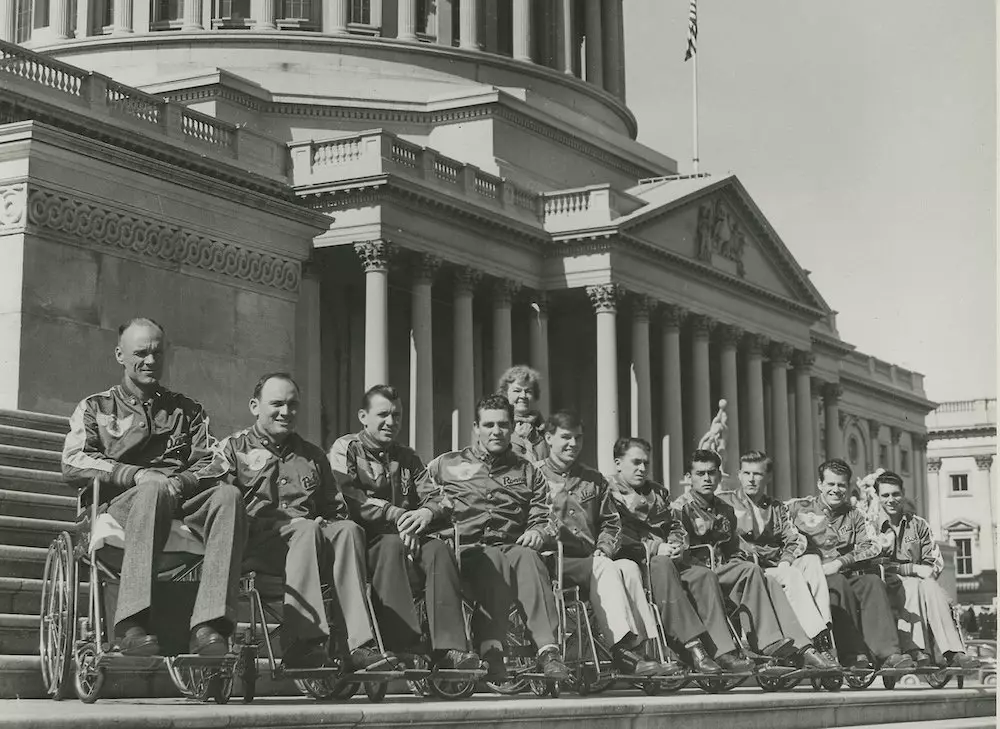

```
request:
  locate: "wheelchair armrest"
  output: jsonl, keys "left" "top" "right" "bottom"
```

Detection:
{"left": 686, "top": 543, "right": 718, "bottom": 570}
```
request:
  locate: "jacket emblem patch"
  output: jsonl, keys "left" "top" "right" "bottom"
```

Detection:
{"left": 96, "top": 413, "right": 133, "bottom": 439}
{"left": 693, "top": 516, "right": 710, "bottom": 535}
{"left": 797, "top": 511, "right": 825, "bottom": 530}
{"left": 238, "top": 448, "right": 272, "bottom": 471}
{"left": 447, "top": 462, "right": 480, "bottom": 481}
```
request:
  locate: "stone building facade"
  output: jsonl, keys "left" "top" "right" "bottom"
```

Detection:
{"left": 0, "top": 0, "right": 934, "bottom": 502}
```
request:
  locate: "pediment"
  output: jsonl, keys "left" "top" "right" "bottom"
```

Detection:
{"left": 943, "top": 519, "right": 980, "bottom": 533}
{"left": 618, "top": 174, "right": 829, "bottom": 314}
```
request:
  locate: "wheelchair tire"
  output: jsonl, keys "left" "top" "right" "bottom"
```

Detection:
{"left": 756, "top": 674, "right": 796, "bottom": 692}
{"left": 364, "top": 680, "right": 388, "bottom": 703}
{"left": 695, "top": 676, "right": 740, "bottom": 693}
{"left": 528, "top": 678, "right": 549, "bottom": 697}
{"left": 73, "top": 643, "right": 105, "bottom": 704}
{"left": 881, "top": 674, "right": 897, "bottom": 690}
{"left": 239, "top": 645, "right": 257, "bottom": 703}
{"left": 209, "top": 673, "right": 232, "bottom": 705}
{"left": 39, "top": 532, "right": 76, "bottom": 701}
{"left": 845, "top": 668, "right": 877, "bottom": 690}
{"left": 925, "top": 669, "right": 951, "bottom": 690}
{"left": 821, "top": 675, "right": 843, "bottom": 692}
{"left": 428, "top": 677, "right": 477, "bottom": 700}
{"left": 295, "top": 676, "right": 358, "bottom": 701}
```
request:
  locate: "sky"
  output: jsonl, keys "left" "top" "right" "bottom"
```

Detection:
{"left": 623, "top": 0, "right": 997, "bottom": 403}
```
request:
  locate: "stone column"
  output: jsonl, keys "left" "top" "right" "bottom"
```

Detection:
{"left": 584, "top": 0, "right": 603, "bottom": 86}
{"left": 769, "top": 343, "right": 793, "bottom": 501}
{"left": 811, "top": 381, "right": 823, "bottom": 474}
{"left": 397, "top": 0, "right": 417, "bottom": 40}
{"left": 452, "top": 267, "right": 481, "bottom": 450}
{"left": 793, "top": 352, "right": 816, "bottom": 497}
{"left": 49, "top": 0, "right": 72, "bottom": 39}
{"left": 529, "top": 292, "right": 550, "bottom": 416}
{"left": 910, "top": 433, "right": 926, "bottom": 517}
{"left": 587, "top": 284, "right": 621, "bottom": 475}
{"left": 355, "top": 240, "right": 392, "bottom": 390}
{"left": 76, "top": 0, "right": 93, "bottom": 38}
{"left": 409, "top": 255, "right": 440, "bottom": 462}
{"left": 601, "top": 0, "right": 624, "bottom": 97}
{"left": 0, "top": 1, "right": 15, "bottom": 42}
{"left": 492, "top": 279, "right": 518, "bottom": 387}
{"left": 252, "top": 0, "right": 277, "bottom": 30}
{"left": 823, "top": 383, "right": 843, "bottom": 459}
{"left": 555, "top": 0, "right": 575, "bottom": 74}
{"left": 183, "top": 0, "right": 204, "bottom": 30}
{"left": 744, "top": 334, "right": 768, "bottom": 451}
{"left": 113, "top": 0, "right": 134, "bottom": 34}
{"left": 661, "top": 305, "right": 685, "bottom": 492}
{"left": 323, "top": 0, "right": 348, "bottom": 34}
{"left": 370, "top": 0, "right": 383, "bottom": 29}
{"left": 294, "top": 264, "right": 322, "bottom": 445}
{"left": 459, "top": 0, "right": 479, "bottom": 49}
{"left": 718, "top": 324, "right": 742, "bottom": 474}
{"left": 867, "top": 419, "right": 882, "bottom": 472}
{"left": 630, "top": 295, "right": 653, "bottom": 443}
{"left": 927, "top": 457, "right": 943, "bottom": 534}
{"left": 512, "top": 0, "right": 533, "bottom": 61}
{"left": 890, "top": 426, "right": 902, "bottom": 473}
{"left": 689, "top": 315, "right": 713, "bottom": 439}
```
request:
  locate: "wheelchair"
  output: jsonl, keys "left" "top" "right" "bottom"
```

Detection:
{"left": 38, "top": 477, "right": 238, "bottom": 704}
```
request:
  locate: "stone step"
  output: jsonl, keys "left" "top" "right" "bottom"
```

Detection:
{"left": 0, "top": 613, "right": 37, "bottom": 655}
{"left": 0, "top": 515, "right": 75, "bottom": 549}
{"left": 0, "top": 545, "right": 49, "bottom": 579}
{"left": 0, "top": 466, "right": 74, "bottom": 498}
{"left": 0, "top": 445, "right": 62, "bottom": 472}
{"left": 0, "top": 425, "right": 65, "bottom": 452}
{"left": 0, "top": 409, "right": 69, "bottom": 435}
{"left": 0, "top": 490, "right": 76, "bottom": 522}
{"left": 0, "top": 576, "right": 89, "bottom": 616}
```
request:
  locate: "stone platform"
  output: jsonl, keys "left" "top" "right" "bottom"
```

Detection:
{"left": 1, "top": 686, "right": 995, "bottom": 729}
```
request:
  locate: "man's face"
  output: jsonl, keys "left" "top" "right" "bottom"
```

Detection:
{"left": 545, "top": 426, "right": 583, "bottom": 467}
{"left": 818, "top": 468, "right": 850, "bottom": 507}
{"left": 505, "top": 380, "right": 534, "bottom": 416}
{"left": 689, "top": 460, "right": 720, "bottom": 498}
{"left": 475, "top": 408, "right": 512, "bottom": 454}
{"left": 359, "top": 394, "right": 401, "bottom": 445}
{"left": 739, "top": 461, "right": 770, "bottom": 498}
{"left": 250, "top": 377, "right": 299, "bottom": 441}
{"left": 877, "top": 482, "right": 904, "bottom": 517}
{"left": 615, "top": 446, "right": 649, "bottom": 487}
{"left": 115, "top": 324, "right": 165, "bottom": 390}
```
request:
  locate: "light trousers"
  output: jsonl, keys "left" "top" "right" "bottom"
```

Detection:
{"left": 765, "top": 554, "right": 831, "bottom": 640}
{"left": 890, "top": 575, "right": 965, "bottom": 656}
{"left": 589, "top": 557, "right": 658, "bottom": 646}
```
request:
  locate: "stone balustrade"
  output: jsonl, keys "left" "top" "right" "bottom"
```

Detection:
{"left": 541, "top": 184, "right": 643, "bottom": 232}
{"left": 0, "top": 39, "right": 287, "bottom": 182}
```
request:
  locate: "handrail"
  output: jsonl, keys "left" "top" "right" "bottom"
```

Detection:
{"left": 0, "top": 40, "right": 87, "bottom": 97}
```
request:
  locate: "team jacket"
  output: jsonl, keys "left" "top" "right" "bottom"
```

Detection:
{"left": 870, "top": 509, "right": 944, "bottom": 578}
{"left": 786, "top": 495, "right": 880, "bottom": 568}
{"left": 671, "top": 490, "right": 747, "bottom": 567}
{"left": 420, "top": 443, "right": 552, "bottom": 547}
{"left": 716, "top": 488, "right": 807, "bottom": 568}
{"left": 62, "top": 380, "right": 213, "bottom": 498}
{"left": 607, "top": 474, "right": 688, "bottom": 558}
{"left": 537, "top": 458, "right": 620, "bottom": 558}
{"left": 328, "top": 430, "right": 427, "bottom": 534}
{"left": 196, "top": 425, "right": 349, "bottom": 530}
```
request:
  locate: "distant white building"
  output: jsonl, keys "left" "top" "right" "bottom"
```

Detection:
{"left": 926, "top": 399, "right": 997, "bottom": 606}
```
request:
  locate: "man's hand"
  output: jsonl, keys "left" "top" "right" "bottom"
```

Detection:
{"left": 593, "top": 549, "right": 610, "bottom": 562}
{"left": 401, "top": 531, "right": 421, "bottom": 554}
{"left": 822, "top": 559, "right": 843, "bottom": 576}
{"left": 516, "top": 530, "right": 544, "bottom": 551}
{"left": 913, "top": 564, "right": 934, "bottom": 580}
{"left": 657, "top": 542, "right": 683, "bottom": 558}
{"left": 397, "top": 508, "right": 433, "bottom": 537}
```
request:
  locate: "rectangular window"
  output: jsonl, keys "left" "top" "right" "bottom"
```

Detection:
{"left": 950, "top": 474, "right": 969, "bottom": 492}
{"left": 282, "top": 0, "right": 311, "bottom": 18}
{"left": 154, "top": 0, "right": 184, "bottom": 23}
{"left": 955, "top": 538, "right": 973, "bottom": 576}
{"left": 214, "top": 0, "right": 251, "bottom": 25}
{"left": 350, "top": 0, "right": 370, "bottom": 24}
{"left": 15, "top": 0, "right": 33, "bottom": 42}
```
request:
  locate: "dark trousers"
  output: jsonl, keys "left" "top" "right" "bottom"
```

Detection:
{"left": 108, "top": 482, "right": 246, "bottom": 631}
{"left": 367, "top": 533, "right": 468, "bottom": 652}
{"left": 828, "top": 572, "right": 901, "bottom": 660}
{"left": 244, "top": 519, "right": 375, "bottom": 651}
{"left": 677, "top": 563, "right": 737, "bottom": 656}
{"left": 647, "top": 556, "right": 707, "bottom": 645}
{"left": 714, "top": 560, "right": 786, "bottom": 653}
{"left": 460, "top": 544, "right": 559, "bottom": 650}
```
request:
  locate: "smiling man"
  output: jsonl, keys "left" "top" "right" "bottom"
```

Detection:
{"left": 420, "top": 393, "right": 569, "bottom": 682}
{"left": 198, "top": 373, "right": 389, "bottom": 671}
{"left": 787, "top": 459, "right": 914, "bottom": 671}
{"left": 328, "top": 385, "right": 478, "bottom": 671}
{"left": 872, "top": 471, "right": 977, "bottom": 669}
{"left": 62, "top": 318, "right": 243, "bottom": 658}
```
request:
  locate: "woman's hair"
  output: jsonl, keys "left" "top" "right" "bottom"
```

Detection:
{"left": 497, "top": 365, "right": 542, "bottom": 400}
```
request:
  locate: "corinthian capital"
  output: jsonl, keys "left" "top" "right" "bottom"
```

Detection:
{"left": 354, "top": 239, "right": 393, "bottom": 272}
{"left": 769, "top": 342, "right": 794, "bottom": 365}
{"left": 793, "top": 350, "right": 816, "bottom": 370}
{"left": 744, "top": 332, "right": 770, "bottom": 355}
{"left": 927, "top": 457, "right": 942, "bottom": 473}
{"left": 492, "top": 278, "right": 522, "bottom": 306}
{"left": 412, "top": 253, "right": 443, "bottom": 282}
{"left": 975, "top": 455, "right": 993, "bottom": 471}
{"left": 689, "top": 314, "right": 715, "bottom": 338}
{"left": 453, "top": 266, "right": 483, "bottom": 294}
{"left": 660, "top": 303, "right": 686, "bottom": 328}
{"left": 717, "top": 323, "right": 744, "bottom": 348}
{"left": 587, "top": 284, "right": 623, "bottom": 314}
{"left": 631, "top": 294, "right": 655, "bottom": 322}
{"left": 822, "top": 382, "right": 843, "bottom": 403}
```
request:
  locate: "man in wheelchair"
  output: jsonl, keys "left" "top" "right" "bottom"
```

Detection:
{"left": 786, "top": 459, "right": 915, "bottom": 671}
{"left": 329, "top": 384, "right": 479, "bottom": 671}
{"left": 196, "top": 373, "right": 389, "bottom": 671}
{"left": 608, "top": 438, "right": 743, "bottom": 674}
{"left": 672, "top": 449, "right": 830, "bottom": 668}
{"left": 872, "top": 471, "right": 977, "bottom": 670}
{"left": 420, "top": 393, "right": 571, "bottom": 683}
{"left": 537, "top": 411, "right": 679, "bottom": 677}
{"left": 62, "top": 317, "right": 246, "bottom": 658}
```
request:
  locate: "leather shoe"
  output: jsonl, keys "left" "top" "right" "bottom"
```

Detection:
{"left": 282, "top": 639, "right": 330, "bottom": 669}
{"left": 613, "top": 647, "right": 660, "bottom": 677}
{"left": 798, "top": 646, "right": 840, "bottom": 670}
{"left": 761, "top": 637, "right": 796, "bottom": 659}
{"left": 850, "top": 654, "right": 873, "bottom": 670}
{"left": 189, "top": 624, "right": 228, "bottom": 656}
{"left": 652, "top": 659, "right": 685, "bottom": 676}
{"left": 349, "top": 644, "right": 396, "bottom": 672}
{"left": 715, "top": 651, "right": 753, "bottom": 673}
{"left": 433, "top": 649, "right": 481, "bottom": 671}
{"left": 880, "top": 653, "right": 915, "bottom": 670}
{"left": 482, "top": 646, "right": 507, "bottom": 682}
{"left": 688, "top": 641, "right": 722, "bottom": 674}
{"left": 537, "top": 647, "right": 571, "bottom": 680}
{"left": 910, "top": 649, "right": 932, "bottom": 667}
{"left": 946, "top": 651, "right": 979, "bottom": 670}
{"left": 119, "top": 632, "right": 160, "bottom": 657}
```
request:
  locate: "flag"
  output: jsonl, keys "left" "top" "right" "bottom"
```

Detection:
{"left": 684, "top": 0, "right": 698, "bottom": 61}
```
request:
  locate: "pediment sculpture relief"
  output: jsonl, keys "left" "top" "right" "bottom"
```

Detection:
{"left": 696, "top": 198, "right": 747, "bottom": 278}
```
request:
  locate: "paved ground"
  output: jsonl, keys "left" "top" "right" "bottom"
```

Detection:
{"left": 1, "top": 685, "right": 995, "bottom": 729}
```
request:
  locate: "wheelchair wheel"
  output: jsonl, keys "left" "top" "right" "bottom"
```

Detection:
{"left": 485, "top": 651, "right": 533, "bottom": 695}
{"left": 364, "top": 680, "right": 388, "bottom": 703}
{"left": 756, "top": 674, "right": 796, "bottom": 692}
{"left": 578, "top": 675, "right": 614, "bottom": 695}
{"left": 695, "top": 676, "right": 740, "bottom": 693}
{"left": 39, "top": 532, "right": 76, "bottom": 700}
{"left": 239, "top": 645, "right": 257, "bottom": 704}
{"left": 166, "top": 660, "right": 233, "bottom": 703}
{"left": 295, "top": 676, "right": 358, "bottom": 701}
{"left": 428, "top": 677, "right": 477, "bottom": 700}
{"left": 845, "top": 667, "right": 877, "bottom": 690}
{"left": 881, "top": 674, "right": 897, "bottom": 690}
{"left": 73, "top": 643, "right": 106, "bottom": 704}
{"left": 925, "top": 669, "right": 951, "bottom": 690}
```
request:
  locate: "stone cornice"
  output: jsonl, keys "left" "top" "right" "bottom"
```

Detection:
{"left": 927, "top": 426, "right": 998, "bottom": 441}
{"left": 839, "top": 370, "right": 937, "bottom": 414}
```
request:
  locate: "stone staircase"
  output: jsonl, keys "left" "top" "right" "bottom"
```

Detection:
{"left": 0, "top": 409, "right": 74, "bottom": 699}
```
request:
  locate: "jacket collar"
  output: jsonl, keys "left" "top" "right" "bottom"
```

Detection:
{"left": 118, "top": 376, "right": 164, "bottom": 406}
{"left": 470, "top": 439, "right": 514, "bottom": 469}
{"left": 818, "top": 493, "right": 852, "bottom": 516}
{"left": 543, "top": 455, "right": 578, "bottom": 477}
{"left": 688, "top": 488, "right": 717, "bottom": 509}
{"left": 357, "top": 428, "right": 392, "bottom": 460}
{"left": 251, "top": 424, "right": 297, "bottom": 457}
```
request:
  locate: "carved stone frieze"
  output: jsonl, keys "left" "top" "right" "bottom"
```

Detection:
{"left": 927, "top": 457, "right": 942, "bottom": 473}
{"left": 0, "top": 183, "right": 26, "bottom": 231}
{"left": 975, "top": 455, "right": 994, "bottom": 471}
{"left": 25, "top": 187, "right": 300, "bottom": 292}
{"left": 695, "top": 197, "right": 748, "bottom": 277}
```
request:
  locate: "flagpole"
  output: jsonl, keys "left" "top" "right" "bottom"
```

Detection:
{"left": 692, "top": 39, "right": 699, "bottom": 173}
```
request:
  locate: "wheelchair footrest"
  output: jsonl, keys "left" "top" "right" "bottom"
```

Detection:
{"left": 277, "top": 666, "right": 343, "bottom": 679}
{"left": 93, "top": 652, "right": 161, "bottom": 670}
{"left": 168, "top": 654, "right": 238, "bottom": 669}
{"left": 349, "top": 670, "right": 406, "bottom": 681}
